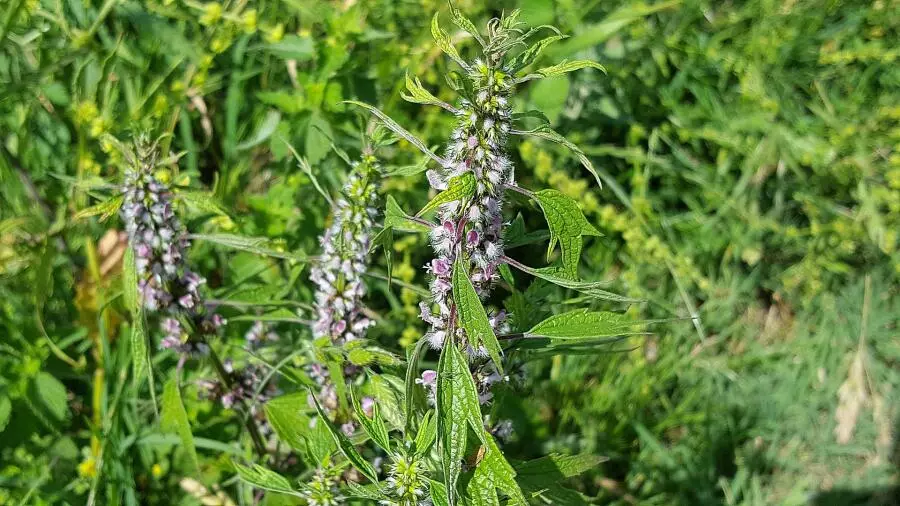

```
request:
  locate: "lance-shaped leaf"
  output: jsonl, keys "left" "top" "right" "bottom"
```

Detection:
{"left": 452, "top": 255, "right": 503, "bottom": 372}
{"left": 345, "top": 483, "right": 383, "bottom": 500}
{"left": 533, "top": 189, "right": 601, "bottom": 278}
{"left": 515, "top": 60, "right": 606, "bottom": 83}
{"left": 345, "top": 100, "right": 446, "bottom": 166}
{"left": 161, "top": 377, "right": 199, "bottom": 475}
{"left": 233, "top": 462, "right": 301, "bottom": 496}
{"left": 503, "top": 257, "right": 640, "bottom": 303}
{"left": 514, "top": 453, "right": 605, "bottom": 491}
{"left": 508, "top": 34, "right": 567, "bottom": 72}
{"left": 309, "top": 388, "right": 379, "bottom": 482}
{"left": 370, "top": 226, "right": 394, "bottom": 284}
{"left": 511, "top": 125, "right": 602, "bottom": 188}
{"left": 437, "top": 343, "right": 486, "bottom": 505}
{"left": 178, "top": 190, "right": 230, "bottom": 217}
{"left": 414, "top": 409, "right": 437, "bottom": 456}
{"left": 467, "top": 434, "right": 528, "bottom": 506}
{"left": 432, "top": 12, "right": 470, "bottom": 70}
{"left": 448, "top": 4, "right": 485, "bottom": 47}
{"left": 430, "top": 479, "right": 451, "bottom": 506}
{"left": 402, "top": 73, "right": 457, "bottom": 112}
{"left": 123, "top": 246, "right": 150, "bottom": 387}
{"left": 405, "top": 338, "right": 429, "bottom": 433}
{"left": 190, "top": 233, "right": 308, "bottom": 262}
{"left": 417, "top": 173, "right": 476, "bottom": 217}
{"left": 385, "top": 196, "right": 432, "bottom": 233}
{"left": 526, "top": 309, "right": 636, "bottom": 340}
{"left": 351, "top": 389, "right": 391, "bottom": 452}
{"left": 74, "top": 195, "right": 123, "bottom": 221}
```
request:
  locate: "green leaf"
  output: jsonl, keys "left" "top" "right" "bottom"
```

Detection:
{"left": 309, "top": 388, "right": 379, "bottom": 482}
{"left": 264, "top": 393, "right": 320, "bottom": 457}
{"left": 533, "top": 189, "right": 601, "bottom": 278}
{"left": 385, "top": 196, "right": 431, "bottom": 233}
{"left": 527, "top": 309, "right": 634, "bottom": 340}
{"left": 236, "top": 110, "right": 281, "bottom": 151}
{"left": 514, "top": 453, "right": 605, "bottom": 490}
{"left": 417, "top": 173, "right": 476, "bottom": 217}
{"left": 505, "top": 261, "right": 640, "bottom": 303}
{"left": 190, "top": 234, "right": 308, "bottom": 262}
{"left": 161, "top": 377, "right": 199, "bottom": 474}
{"left": 345, "top": 482, "right": 383, "bottom": 500}
{"left": 516, "top": 59, "right": 606, "bottom": 83}
{"left": 306, "top": 111, "right": 333, "bottom": 164}
{"left": 431, "top": 12, "right": 469, "bottom": 69}
{"left": 386, "top": 157, "right": 430, "bottom": 177}
{"left": 370, "top": 226, "right": 394, "bottom": 284}
{"left": 468, "top": 434, "right": 528, "bottom": 506}
{"left": 452, "top": 256, "right": 503, "bottom": 373}
{"left": 123, "top": 246, "right": 139, "bottom": 314}
{"left": 351, "top": 389, "right": 391, "bottom": 452}
{"left": 448, "top": 4, "right": 485, "bottom": 47}
{"left": 229, "top": 308, "right": 305, "bottom": 323}
{"left": 0, "top": 396, "right": 10, "bottom": 433}
{"left": 74, "top": 195, "right": 123, "bottom": 222}
{"left": 511, "top": 125, "right": 602, "bottom": 188}
{"left": 233, "top": 461, "right": 301, "bottom": 496}
{"left": 264, "top": 34, "right": 314, "bottom": 61}
{"left": 509, "top": 35, "right": 567, "bottom": 72}
{"left": 402, "top": 73, "right": 455, "bottom": 112}
{"left": 430, "top": 480, "right": 451, "bottom": 506}
{"left": 405, "top": 338, "right": 429, "bottom": 434}
{"left": 436, "top": 343, "right": 485, "bottom": 505}
{"left": 414, "top": 409, "right": 437, "bottom": 457}
{"left": 345, "top": 101, "right": 445, "bottom": 165}
{"left": 179, "top": 190, "right": 230, "bottom": 218}
{"left": 33, "top": 372, "right": 67, "bottom": 421}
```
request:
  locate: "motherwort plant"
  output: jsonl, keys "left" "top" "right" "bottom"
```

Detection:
{"left": 235, "top": 8, "right": 636, "bottom": 505}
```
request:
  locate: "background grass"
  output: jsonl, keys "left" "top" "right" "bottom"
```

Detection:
{"left": 1, "top": 0, "right": 898, "bottom": 504}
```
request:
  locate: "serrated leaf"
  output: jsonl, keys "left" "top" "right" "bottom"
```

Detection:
{"left": 515, "top": 59, "right": 606, "bottom": 83}
{"left": 233, "top": 461, "right": 300, "bottom": 496}
{"left": 448, "top": 4, "right": 485, "bottom": 47}
{"left": 264, "top": 394, "right": 311, "bottom": 450}
{"left": 417, "top": 173, "right": 476, "bottom": 217}
{"left": 161, "top": 377, "right": 199, "bottom": 474}
{"left": 131, "top": 312, "right": 148, "bottom": 387}
{"left": 309, "top": 388, "right": 379, "bottom": 482}
{"left": 414, "top": 409, "right": 437, "bottom": 456}
{"left": 345, "top": 482, "right": 383, "bottom": 500}
{"left": 505, "top": 260, "right": 639, "bottom": 303}
{"left": 515, "top": 453, "right": 605, "bottom": 490}
{"left": 402, "top": 73, "right": 455, "bottom": 112}
{"left": 437, "top": 343, "right": 485, "bottom": 505}
{"left": 236, "top": 110, "right": 281, "bottom": 151}
{"left": 469, "top": 434, "right": 528, "bottom": 506}
{"left": 431, "top": 13, "right": 469, "bottom": 70}
{"left": 452, "top": 256, "right": 503, "bottom": 373}
{"left": 345, "top": 101, "right": 445, "bottom": 165}
{"left": 347, "top": 348, "right": 375, "bottom": 366}
{"left": 190, "top": 234, "right": 307, "bottom": 262}
{"left": 527, "top": 309, "right": 633, "bottom": 340}
{"left": 511, "top": 125, "right": 602, "bottom": 188}
{"left": 533, "top": 189, "right": 601, "bottom": 278}
{"left": 509, "top": 35, "right": 567, "bottom": 72}
{"left": 385, "top": 197, "right": 431, "bottom": 233}
{"left": 351, "top": 389, "right": 391, "bottom": 452}
{"left": 430, "top": 480, "right": 451, "bottom": 506}
{"left": 74, "top": 195, "right": 123, "bottom": 221}
{"left": 123, "top": 245, "right": 140, "bottom": 314}
{"left": 179, "top": 190, "right": 230, "bottom": 218}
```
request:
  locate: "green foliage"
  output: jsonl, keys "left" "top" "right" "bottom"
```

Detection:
{"left": 1, "top": 0, "right": 897, "bottom": 504}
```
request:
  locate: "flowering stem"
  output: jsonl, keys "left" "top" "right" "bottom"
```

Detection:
{"left": 207, "top": 346, "right": 267, "bottom": 457}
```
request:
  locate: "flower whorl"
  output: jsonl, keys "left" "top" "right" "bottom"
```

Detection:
{"left": 309, "top": 155, "right": 381, "bottom": 345}
{"left": 120, "top": 139, "right": 222, "bottom": 353}
{"left": 420, "top": 27, "right": 515, "bottom": 353}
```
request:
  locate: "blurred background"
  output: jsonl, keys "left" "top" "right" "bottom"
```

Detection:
{"left": 1, "top": 0, "right": 898, "bottom": 504}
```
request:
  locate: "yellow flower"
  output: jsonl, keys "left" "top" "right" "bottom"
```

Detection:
{"left": 151, "top": 463, "right": 164, "bottom": 479}
{"left": 77, "top": 457, "right": 97, "bottom": 478}
{"left": 241, "top": 9, "right": 257, "bottom": 34}
{"left": 199, "top": 3, "right": 223, "bottom": 26}
{"left": 73, "top": 101, "right": 99, "bottom": 126}
{"left": 265, "top": 23, "right": 285, "bottom": 44}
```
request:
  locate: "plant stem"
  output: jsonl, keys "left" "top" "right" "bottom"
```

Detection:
{"left": 207, "top": 346, "right": 267, "bottom": 458}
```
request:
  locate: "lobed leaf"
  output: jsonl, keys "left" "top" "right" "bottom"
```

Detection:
{"left": 345, "top": 100, "right": 446, "bottom": 165}
{"left": 533, "top": 189, "right": 601, "bottom": 278}
{"left": 74, "top": 195, "right": 123, "bottom": 222}
{"left": 431, "top": 13, "right": 470, "bottom": 70}
{"left": 504, "top": 259, "right": 640, "bottom": 303}
{"left": 351, "top": 389, "right": 391, "bottom": 452}
{"left": 385, "top": 196, "right": 432, "bottom": 233}
{"left": 402, "top": 73, "right": 456, "bottom": 112}
{"left": 515, "top": 59, "right": 606, "bottom": 83}
{"left": 511, "top": 125, "right": 602, "bottom": 188}
{"left": 508, "top": 35, "right": 567, "bottom": 72}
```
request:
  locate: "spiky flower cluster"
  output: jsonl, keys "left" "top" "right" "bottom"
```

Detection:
{"left": 380, "top": 448, "right": 430, "bottom": 506}
{"left": 301, "top": 467, "right": 343, "bottom": 506}
{"left": 309, "top": 155, "right": 380, "bottom": 344}
{"left": 120, "top": 138, "right": 222, "bottom": 354}
{"left": 420, "top": 21, "right": 517, "bottom": 353}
